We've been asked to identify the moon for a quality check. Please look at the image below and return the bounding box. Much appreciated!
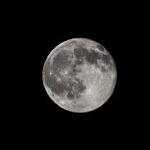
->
[42,38,117,113]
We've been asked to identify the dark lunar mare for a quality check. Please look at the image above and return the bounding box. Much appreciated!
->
[86,50,102,65]
[66,78,86,100]
[74,47,102,67]
[51,50,72,73]
[43,49,87,100]
[101,54,111,65]
[73,47,113,72]
[44,73,66,95]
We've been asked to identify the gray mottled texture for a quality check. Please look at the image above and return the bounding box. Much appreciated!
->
[43,49,87,100]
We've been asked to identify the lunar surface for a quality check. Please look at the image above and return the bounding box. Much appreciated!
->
[42,38,117,113]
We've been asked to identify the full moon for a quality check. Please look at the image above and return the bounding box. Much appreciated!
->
[42,38,117,113]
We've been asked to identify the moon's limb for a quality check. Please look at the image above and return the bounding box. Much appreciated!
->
[42,38,117,113]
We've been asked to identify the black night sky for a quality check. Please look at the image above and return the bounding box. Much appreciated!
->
[4,1,147,147]
[20,13,136,134]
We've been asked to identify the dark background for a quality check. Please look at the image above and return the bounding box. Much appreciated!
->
[4,1,148,148]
